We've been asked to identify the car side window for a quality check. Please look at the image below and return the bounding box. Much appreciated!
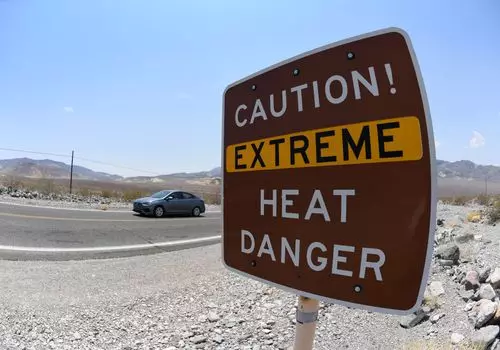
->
[182,192,194,199]
[170,192,183,200]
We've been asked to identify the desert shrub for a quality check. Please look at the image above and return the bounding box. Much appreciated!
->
[476,193,490,206]
[452,196,469,206]
[100,189,114,198]
[439,197,453,205]
[422,294,441,310]
[36,179,58,195]
[486,200,500,225]
[78,188,91,197]
[122,190,149,202]
[201,192,221,205]
[4,176,24,190]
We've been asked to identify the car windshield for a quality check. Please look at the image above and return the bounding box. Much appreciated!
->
[150,190,171,198]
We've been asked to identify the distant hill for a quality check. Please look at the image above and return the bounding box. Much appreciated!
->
[0,158,123,182]
[0,157,498,183]
[436,160,500,182]
[0,157,222,182]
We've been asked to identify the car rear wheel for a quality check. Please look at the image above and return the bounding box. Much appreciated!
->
[153,206,164,218]
[192,206,201,217]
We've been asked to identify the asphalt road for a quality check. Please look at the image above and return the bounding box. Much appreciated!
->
[0,203,221,260]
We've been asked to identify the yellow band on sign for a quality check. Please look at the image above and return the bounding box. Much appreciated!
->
[226,116,423,172]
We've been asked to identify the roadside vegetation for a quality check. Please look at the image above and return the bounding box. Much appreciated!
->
[440,193,500,225]
[0,175,222,204]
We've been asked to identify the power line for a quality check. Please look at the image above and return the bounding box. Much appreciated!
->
[74,156,161,176]
[0,147,161,176]
[0,147,70,159]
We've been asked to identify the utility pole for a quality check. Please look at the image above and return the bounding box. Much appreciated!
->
[69,150,74,194]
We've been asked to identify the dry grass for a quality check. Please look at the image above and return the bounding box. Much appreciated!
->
[422,294,441,310]
[0,175,222,204]
[439,195,473,206]
[486,199,500,224]
[476,193,490,206]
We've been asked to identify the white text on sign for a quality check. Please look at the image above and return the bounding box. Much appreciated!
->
[238,187,387,281]
[260,188,355,222]
[234,63,397,128]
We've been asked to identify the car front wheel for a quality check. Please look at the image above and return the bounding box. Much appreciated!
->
[153,206,165,218]
[192,206,201,217]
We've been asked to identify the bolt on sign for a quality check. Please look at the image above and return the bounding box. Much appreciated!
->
[221,27,436,315]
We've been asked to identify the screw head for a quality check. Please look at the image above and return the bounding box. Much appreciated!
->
[347,51,355,60]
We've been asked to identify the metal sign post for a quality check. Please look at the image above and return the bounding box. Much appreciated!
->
[293,296,320,350]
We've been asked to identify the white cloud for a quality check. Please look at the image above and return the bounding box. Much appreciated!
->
[468,130,485,148]
[63,106,74,113]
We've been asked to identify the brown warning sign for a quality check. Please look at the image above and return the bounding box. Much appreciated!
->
[221,27,436,315]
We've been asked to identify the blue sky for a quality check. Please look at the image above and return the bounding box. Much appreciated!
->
[1,0,499,177]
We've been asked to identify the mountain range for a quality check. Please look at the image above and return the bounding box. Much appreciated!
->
[0,157,499,183]
[0,157,221,183]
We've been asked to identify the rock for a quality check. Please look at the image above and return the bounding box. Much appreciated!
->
[465,302,476,311]
[454,270,467,284]
[437,218,444,226]
[208,312,220,322]
[213,335,224,344]
[430,313,444,324]
[428,281,445,297]
[479,284,497,301]
[489,268,500,289]
[438,259,455,267]
[459,289,475,302]
[455,232,475,243]
[421,305,433,313]
[399,309,429,329]
[191,335,207,344]
[73,332,81,340]
[448,215,464,227]
[471,299,497,328]
[435,243,460,263]
[436,227,455,244]
[450,332,464,344]
[464,270,481,291]
[471,325,500,349]
[480,267,492,283]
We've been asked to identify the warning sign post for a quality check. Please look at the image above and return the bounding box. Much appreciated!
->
[222,27,436,349]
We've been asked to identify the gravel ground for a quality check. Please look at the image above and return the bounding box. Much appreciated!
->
[0,202,498,349]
